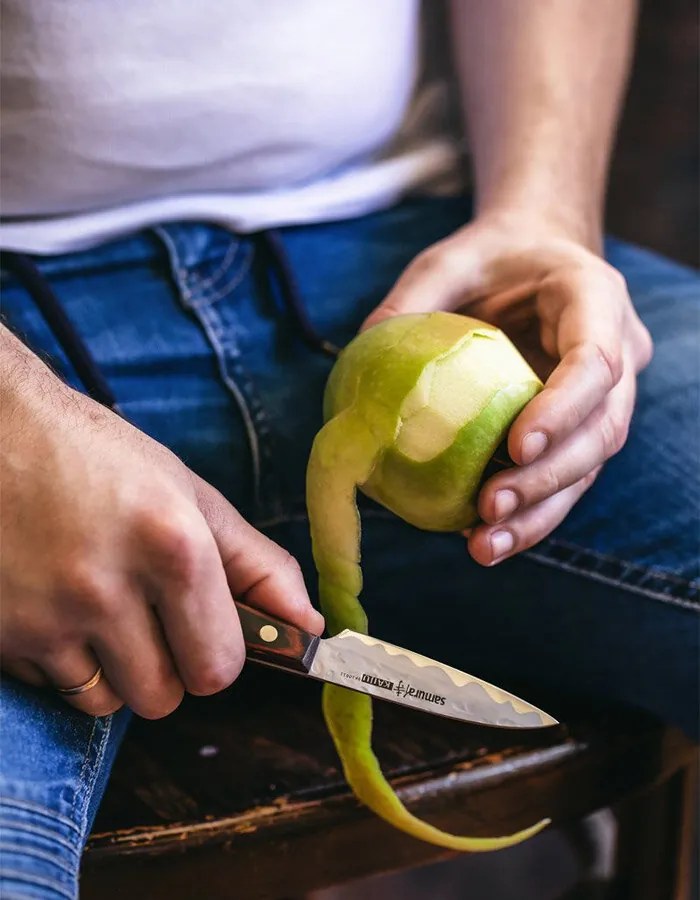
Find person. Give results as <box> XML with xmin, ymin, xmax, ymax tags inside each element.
<box><xmin>1</xmin><ymin>1</ymin><xmax>697</xmax><ymax>896</ymax></box>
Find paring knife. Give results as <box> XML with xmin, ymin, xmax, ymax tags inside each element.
<box><xmin>235</xmin><ymin>600</ymin><xmax>558</xmax><ymax>730</ymax></box>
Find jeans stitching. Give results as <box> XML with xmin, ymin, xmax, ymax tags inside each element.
<box><xmin>0</xmin><ymin>820</ymin><xmax>79</xmax><ymax>857</ymax></box>
<box><xmin>152</xmin><ymin>227</ymin><xmax>265</xmax><ymax>509</ymax></box>
<box><xmin>530</xmin><ymin>538</ymin><xmax>699</xmax><ymax>603</ymax></box>
<box><xmin>69</xmin><ymin>718</ymin><xmax>97</xmax><ymax>825</ymax></box>
<box><xmin>0</xmin><ymin>800</ymin><xmax>79</xmax><ymax>836</ymax></box>
<box><xmin>193</xmin><ymin>304</ymin><xmax>264</xmax><ymax>511</ymax></box>
<box><xmin>77</xmin><ymin>715</ymin><xmax>112</xmax><ymax>844</ymax></box>
<box><xmin>0</xmin><ymin>843</ymin><xmax>75</xmax><ymax>880</ymax></box>
<box><xmin>156</xmin><ymin>225</ymin><xmax>253</xmax><ymax>309</ymax></box>
<box><xmin>190</xmin><ymin>238</ymin><xmax>242</xmax><ymax>293</ymax></box>
<box><xmin>544</xmin><ymin>538</ymin><xmax>698</xmax><ymax>587</ymax></box>
<box><xmin>183</xmin><ymin>240</ymin><xmax>280</xmax><ymax>516</ymax></box>
<box><xmin>525</xmin><ymin>549</ymin><xmax>700</xmax><ymax>611</ymax></box>
<box><xmin>0</xmin><ymin>868</ymin><xmax>75</xmax><ymax>900</ymax></box>
<box><xmin>193</xmin><ymin>245</ymin><xmax>253</xmax><ymax>305</ymax></box>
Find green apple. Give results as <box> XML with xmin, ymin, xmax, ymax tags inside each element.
<box><xmin>306</xmin><ymin>312</ymin><xmax>547</xmax><ymax>850</ymax></box>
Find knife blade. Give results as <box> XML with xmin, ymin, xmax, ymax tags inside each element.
<box><xmin>235</xmin><ymin>600</ymin><xmax>558</xmax><ymax>729</ymax></box>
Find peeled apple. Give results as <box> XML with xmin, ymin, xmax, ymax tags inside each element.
<box><xmin>306</xmin><ymin>312</ymin><xmax>549</xmax><ymax>850</ymax></box>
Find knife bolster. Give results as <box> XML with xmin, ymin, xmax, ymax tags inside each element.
<box><xmin>236</xmin><ymin>601</ymin><xmax>321</xmax><ymax>673</ymax></box>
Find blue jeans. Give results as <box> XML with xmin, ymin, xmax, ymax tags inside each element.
<box><xmin>1</xmin><ymin>197</ymin><xmax>698</xmax><ymax>898</ymax></box>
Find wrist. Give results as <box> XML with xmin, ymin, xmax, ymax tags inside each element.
<box><xmin>473</xmin><ymin>193</ymin><xmax>604</xmax><ymax>255</ymax></box>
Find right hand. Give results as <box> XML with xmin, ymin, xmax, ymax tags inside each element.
<box><xmin>0</xmin><ymin>331</ymin><xmax>324</xmax><ymax>718</ymax></box>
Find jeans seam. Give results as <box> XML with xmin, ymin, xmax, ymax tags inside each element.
<box><xmin>77</xmin><ymin>715</ymin><xmax>112</xmax><ymax>844</ymax></box>
<box><xmin>530</xmin><ymin>537</ymin><xmax>699</xmax><ymax>602</ymax></box>
<box><xmin>194</xmin><ymin>303</ymin><xmax>264</xmax><ymax>511</ymax></box>
<box><xmin>69</xmin><ymin>717</ymin><xmax>97</xmax><ymax>826</ymax></box>
<box><xmin>0</xmin><ymin>843</ymin><xmax>75</xmax><ymax>880</ymax></box>
<box><xmin>525</xmin><ymin>548</ymin><xmax>700</xmax><ymax>611</ymax></box>
<box><xmin>0</xmin><ymin>821</ymin><xmax>79</xmax><ymax>857</ymax></box>
<box><xmin>0</xmin><ymin>869</ymin><xmax>75</xmax><ymax>900</ymax></box>
<box><xmin>152</xmin><ymin>227</ymin><xmax>265</xmax><ymax>510</ymax></box>
<box><xmin>0</xmin><ymin>800</ymin><xmax>79</xmax><ymax>836</ymax></box>
<box><xmin>544</xmin><ymin>538</ymin><xmax>698</xmax><ymax>587</ymax></box>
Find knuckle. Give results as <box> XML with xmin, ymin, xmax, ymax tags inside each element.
<box><xmin>581</xmin><ymin>468</ymin><xmax>600</xmax><ymax>490</ymax></box>
<box><xmin>189</xmin><ymin>653</ymin><xmax>245</xmax><ymax>697</ymax></box>
<box><xmin>25</xmin><ymin>633</ymin><xmax>60</xmax><ymax>660</ymax></box>
<box><xmin>87</xmin><ymin>699</ymin><xmax>125</xmax><ymax>717</ymax></box>
<box><xmin>277</xmin><ymin>549</ymin><xmax>303</xmax><ymax>583</ymax></box>
<box><xmin>410</xmin><ymin>248</ymin><xmax>440</xmax><ymax>277</ymax></box>
<box><xmin>411</xmin><ymin>244</ymin><xmax>457</xmax><ymax>280</ymax></box>
<box><xmin>59</xmin><ymin>559</ymin><xmax>103</xmax><ymax>604</ymax></box>
<box><xmin>566</xmin><ymin>399</ymin><xmax>588</xmax><ymax>434</ymax></box>
<box><xmin>89</xmin><ymin>589</ymin><xmax>123</xmax><ymax>622</ymax></box>
<box><xmin>538</xmin><ymin>465</ymin><xmax>561</xmax><ymax>498</ymax></box>
<box><xmin>57</xmin><ymin>558</ymin><xmax>116</xmax><ymax>618</ymax></box>
<box><xmin>138</xmin><ymin>505</ymin><xmax>206</xmax><ymax>588</ymax></box>
<box><xmin>135</xmin><ymin>686</ymin><xmax>185</xmax><ymax>720</ymax></box>
<box><xmin>601</xmin><ymin>261</ymin><xmax>628</xmax><ymax>295</ymax></box>
<box><xmin>587</xmin><ymin>341</ymin><xmax>623</xmax><ymax>389</ymax></box>
<box><xmin>600</xmin><ymin>415</ymin><xmax>628</xmax><ymax>459</ymax></box>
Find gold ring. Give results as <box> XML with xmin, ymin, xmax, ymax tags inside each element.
<box><xmin>56</xmin><ymin>666</ymin><xmax>104</xmax><ymax>696</ymax></box>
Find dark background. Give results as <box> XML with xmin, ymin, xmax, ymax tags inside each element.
<box><xmin>608</xmin><ymin>0</ymin><xmax>698</xmax><ymax>267</ymax></box>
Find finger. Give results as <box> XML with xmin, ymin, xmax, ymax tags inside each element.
<box><xmin>468</xmin><ymin>469</ymin><xmax>601</xmax><ymax>567</ymax></box>
<box><xmin>481</xmin><ymin>366</ymin><xmax>635</xmax><ymax>522</ymax></box>
<box><xmin>40</xmin><ymin>647</ymin><xmax>124</xmax><ymax>717</ymax></box>
<box><xmin>509</xmin><ymin>265</ymin><xmax>628</xmax><ymax>465</ymax></box>
<box><xmin>91</xmin><ymin>598</ymin><xmax>186</xmax><ymax>718</ymax></box>
<box><xmin>194</xmin><ymin>477</ymin><xmax>325</xmax><ymax>634</ymax></box>
<box><xmin>3</xmin><ymin>658</ymin><xmax>49</xmax><ymax>688</ymax></box>
<box><xmin>361</xmin><ymin>238</ymin><xmax>485</xmax><ymax>330</ymax></box>
<box><xmin>134</xmin><ymin>503</ymin><xmax>244</xmax><ymax>700</ymax></box>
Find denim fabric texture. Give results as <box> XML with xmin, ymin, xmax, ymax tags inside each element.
<box><xmin>1</xmin><ymin>197</ymin><xmax>698</xmax><ymax>897</ymax></box>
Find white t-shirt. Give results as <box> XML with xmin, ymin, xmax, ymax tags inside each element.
<box><xmin>0</xmin><ymin>0</ymin><xmax>465</xmax><ymax>254</ymax></box>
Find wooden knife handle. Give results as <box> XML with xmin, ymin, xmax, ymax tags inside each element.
<box><xmin>234</xmin><ymin>600</ymin><xmax>321</xmax><ymax>674</ymax></box>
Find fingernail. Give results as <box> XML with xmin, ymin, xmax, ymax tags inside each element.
<box><xmin>521</xmin><ymin>431</ymin><xmax>548</xmax><ymax>465</ymax></box>
<box><xmin>493</xmin><ymin>489</ymin><xmax>519</xmax><ymax>521</ymax></box>
<box><xmin>490</xmin><ymin>530</ymin><xmax>514</xmax><ymax>561</ymax></box>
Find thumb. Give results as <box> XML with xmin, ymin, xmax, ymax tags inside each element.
<box><xmin>193</xmin><ymin>475</ymin><xmax>325</xmax><ymax>635</ymax></box>
<box><xmin>361</xmin><ymin>236</ymin><xmax>489</xmax><ymax>332</ymax></box>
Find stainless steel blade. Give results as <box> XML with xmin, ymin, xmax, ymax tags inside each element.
<box><xmin>308</xmin><ymin>629</ymin><xmax>558</xmax><ymax>729</ymax></box>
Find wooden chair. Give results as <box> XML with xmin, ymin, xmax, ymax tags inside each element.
<box><xmin>82</xmin><ymin>664</ymin><xmax>697</xmax><ymax>900</ymax></box>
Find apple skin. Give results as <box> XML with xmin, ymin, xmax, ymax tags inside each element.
<box><xmin>323</xmin><ymin>312</ymin><xmax>542</xmax><ymax>532</ymax></box>
<box><xmin>305</xmin><ymin>312</ymin><xmax>550</xmax><ymax>850</ymax></box>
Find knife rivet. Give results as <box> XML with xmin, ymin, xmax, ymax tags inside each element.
<box><xmin>259</xmin><ymin>625</ymin><xmax>278</xmax><ymax>643</ymax></box>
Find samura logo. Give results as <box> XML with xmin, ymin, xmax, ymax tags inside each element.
<box><xmin>395</xmin><ymin>679</ymin><xmax>446</xmax><ymax>706</ymax></box>
<box><xmin>358</xmin><ymin>673</ymin><xmax>446</xmax><ymax>706</ymax></box>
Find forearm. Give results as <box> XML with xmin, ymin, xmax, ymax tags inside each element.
<box><xmin>449</xmin><ymin>0</ymin><xmax>637</xmax><ymax>248</ymax></box>
<box><xmin>0</xmin><ymin>325</ymin><xmax>90</xmax><ymax>453</ymax></box>
<box><xmin>1</xmin><ymin>324</ymin><xmax>68</xmax><ymax>413</ymax></box>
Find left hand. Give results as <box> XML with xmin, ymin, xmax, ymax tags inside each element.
<box><xmin>362</xmin><ymin>210</ymin><xmax>653</xmax><ymax>566</ymax></box>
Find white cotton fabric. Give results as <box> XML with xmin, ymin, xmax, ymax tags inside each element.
<box><xmin>0</xmin><ymin>0</ymin><xmax>465</xmax><ymax>253</ymax></box>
